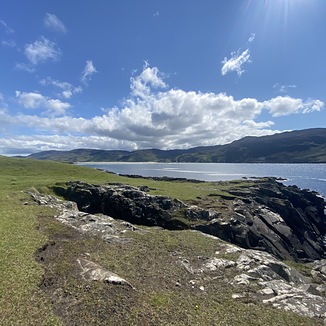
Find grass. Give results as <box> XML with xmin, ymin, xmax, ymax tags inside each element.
<box><xmin>0</xmin><ymin>156</ymin><xmax>323</xmax><ymax>325</ymax></box>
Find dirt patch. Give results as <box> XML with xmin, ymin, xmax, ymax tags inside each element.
<box><xmin>34</xmin><ymin>216</ymin><xmax>139</xmax><ymax>325</ymax></box>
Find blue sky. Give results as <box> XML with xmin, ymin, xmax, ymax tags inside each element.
<box><xmin>0</xmin><ymin>0</ymin><xmax>325</xmax><ymax>155</ymax></box>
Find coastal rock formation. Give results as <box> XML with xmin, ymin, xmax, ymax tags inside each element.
<box><xmin>63</xmin><ymin>181</ymin><xmax>187</xmax><ymax>229</ymax></box>
<box><xmin>59</xmin><ymin>178</ymin><xmax>326</xmax><ymax>262</ymax></box>
<box><xmin>200</xmin><ymin>180</ymin><xmax>326</xmax><ymax>262</ymax></box>
<box><xmin>178</xmin><ymin>241</ymin><xmax>326</xmax><ymax>320</ymax></box>
<box><xmin>31</xmin><ymin>190</ymin><xmax>326</xmax><ymax>321</ymax></box>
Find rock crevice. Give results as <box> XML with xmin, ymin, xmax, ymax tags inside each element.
<box><xmin>58</xmin><ymin>178</ymin><xmax>326</xmax><ymax>262</ymax></box>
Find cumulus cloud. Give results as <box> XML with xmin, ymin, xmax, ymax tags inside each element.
<box><xmin>40</xmin><ymin>77</ymin><xmax>82</xmax><ymax>98</ymax></box>
<box><xmin>24</xmin><ymin>36</ymin><xmax>61</xmax><ymax>65</ymax></box>
<box><xmin>15</xmin><ymin>91</ymin><xmax>71</xmax><ymax>116</ymax></box>
<box><xmin>221</xmin><ymin>49</ymin><xmax>251</xmax><ymax>76</ymax></box>
<box><xmin>81</xmin><ymin>60</ymin><xmax>97</xmax><ymax>85</ymax></box>
<box><xmin>130</xmin><ymin>61</ymin><xmax>167</xmax><ymax>98</ymax></box>
<box><xmin>44</xmin><ymin>13</ymin><xmax>67</xmax><ymax>33</ymax></box>
<box><xmin>1</xmin><ymin>64</ymin><xmax>323</xmax><ymax>154</ymax></box>
<box><xmin>264</xmin><ymin>96</ymin><xmax>324</xmax><ymax>117</ymax></box>
<box><xmin>0</xmin><ymin>134</ymin><xmax>132</xmax><ymax>156</ymax></box>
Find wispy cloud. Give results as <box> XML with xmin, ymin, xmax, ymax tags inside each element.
<box><xmin>81</xmin><ymin>60</ymin><xmax>97</xmax><ymax>85</ymax></box>
<box><xmin>248</xmin><ymin>33</ymin><xmax>255</xmax><ymax>43</ymax></box>
<box><xmin>1</xmin><ymin>40</ymin><xmax>16</xmax><ymax>48</ymax></box>
<box><xmin>15</xmin><ymin>63</ymin><xmax>35</xmax><ymax>73</ymax></box>
<box><xmin>15</xmin><ymin>91</ymin><xmax>70</xmax><ymax>116</ymax></box>
<box><xmin>153</xmin><ymin>11</ymin><xmax>160</xmax><ymax>17</ymax></box>
<box><xmin>40</xmin><ymin>77</ymin><xmax>82</xmax><ymax>99</ymax></box>
<box><xmin>273</xmin><ymin>83</ymin><xmax>297</xmax><ymax>93</ymax></box>
<box><xmin>44</xmin><ymin>13</ymin><xmax>67</xmax><ymax>33</ymax></box>
<box><xmin>24</xmin><ymin>36</ymin><xmax>61</xmax><ymax>65</ymax></box>
<box><xmin>221</xmin><ymin>33</ymin><xmax>256</xmax><ymax>77</ymax></box>
<box><xmin>0</xmin><ymin>20</ymin><xmax>14</xmax><ymax>34</ymax></box>
<box><xmin>221</xmin><ymin>49</ymin><xmax>251</xmax><ymax>76</ymax></box>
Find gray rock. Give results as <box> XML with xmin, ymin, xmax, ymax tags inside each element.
<box><xmin>29</xmin><ymin>191</ymin><xmax>143</xmax><ymax>243</ymax></box>
<box><xmin>61</xmin><ymin>179</ymin><xmax>326</xmax><ymax>262</ymax></box>
<box><xmin>178</xmin><ymin>242</ymin><xmax>326</xmax><ymax>321</ymax></box>
<box><xmin>77</xmin><ymin>258</ymin><xmax>134</xmax><ymax>289</ymax></box>
<box><xmin>31</xmin><ymin>189</ymin><xmax>326</xmax><ymax>321</ymax></box>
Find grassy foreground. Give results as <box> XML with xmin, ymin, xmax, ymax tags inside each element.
<box><xmin>0</xmin><ymin>156</ymin><xmax>322</xmax><ymax>325</ymax></box>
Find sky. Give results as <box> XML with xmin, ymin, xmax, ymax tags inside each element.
<box><xmin>0</xmin><ymin>0</ymin><xmax>326</xmax><ymax>155</ymax></box>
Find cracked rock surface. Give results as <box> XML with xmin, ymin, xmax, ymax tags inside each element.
<box><xmin>30</xmin><ymin>182</ymin><xmax>326</xmax><ymax>321</ymax></box>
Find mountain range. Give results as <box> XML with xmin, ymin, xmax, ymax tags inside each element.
<box><xmin>27</xmin><ymin>128</ymin><xmax>326</xmax><ymax>163</ymax></box>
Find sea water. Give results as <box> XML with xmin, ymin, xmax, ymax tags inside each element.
<box><xmin>77</xmin><ymin>162</ymin><xmax>326</xmax><ymax>198</ymax></box>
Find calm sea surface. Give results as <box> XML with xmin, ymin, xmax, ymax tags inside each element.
<box><xmin>78</xmin><ymin>163</ymin><xmax>326</xmax><ymax>198</ymax></box>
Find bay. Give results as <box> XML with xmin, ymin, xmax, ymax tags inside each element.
<box><xmin>78</xmin><ymin>162</ymin><xmax>326</xmax><ymax>198</ymax></box>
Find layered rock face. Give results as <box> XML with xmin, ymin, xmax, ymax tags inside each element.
<box><xmin>60</xmin><ymin>178</ymin><xmax>326</xmax><ymax>262</ymax></box>
<box><xmin>197</xmin><ymin>180</ymin><xmax>326</xmax><ymax>262</ymax></box>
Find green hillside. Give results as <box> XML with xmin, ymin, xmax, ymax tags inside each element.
<box><xmin>28</xmin><ymin>128</ymin><xmax>326</xmax><ymax>163</ymax></box>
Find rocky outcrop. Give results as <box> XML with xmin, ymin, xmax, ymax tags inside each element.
<box><xmin>30</xmin><ymin>190</ymin><xmax>326</xmax><ymax>321</ymax></box>
<box><xmin>63</xmin><ymin>181</ymin><xmax>188</xmax><ymax>229</ymax></box>
<box><xmin>213</xmin><ymin>180</ymin><xmax>326</xmax><ymax>262</ymax></box>
<box><xmin>58</xmin><ymin>178</ymin><xmax>326</xmax><ymax>262</ymax></box>
<box><xmin>178</xmin><ymin>240</ymin><xmax>326</xmax><ymax>320</ymax></box>
<box><xmin>29</xmin><ymin>190</ymin><xmax>143</xmax><ymax>243</ymax></box>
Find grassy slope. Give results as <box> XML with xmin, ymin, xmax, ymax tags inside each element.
<box><xmin>0</xmin><ymin>156</ymin><xmax>322</xmax><ymax>325</ymax></box>
<box><xmin>27</xmin><ymin>128</ymin><xmax>326</xmax><ymax>163</ymax></box>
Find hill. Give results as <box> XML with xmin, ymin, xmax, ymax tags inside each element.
<box><xmin>27</xmin><ymin>128</ymin><xmax>326</xmax><ymax>163</ymax></box>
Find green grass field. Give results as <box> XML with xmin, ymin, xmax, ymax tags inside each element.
<box><xmin>0</xmin><ymin>156</ymin><xmax>322</xmax><ymax>325</ymax></box>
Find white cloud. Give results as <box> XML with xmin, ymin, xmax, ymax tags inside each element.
<box><xmin>221</xmin><ymin>34</ymin><xmax>255</xmax><ymax>77</ymax></box>
<box><xmin>221</xmin><ymin>49</ymin><xmax>251</xmax><ymax>76</ymax></box>
<box><xmin>44</xmin><ymin>13</ymin><xmax>67</xmax><ymax>33</ymax></box>
<box><xmin>15</xmin><ymin>91</ymin><xmax>71</xmax><ymax>116</ymax></box>
<box><xmin>130</xmin><ymin>62</ymin><xmax>167</xmax><ymax>98</ymax></box>
<box><xmin>1</xmin><ymin>64</ymin><xmax>323</xmax><ymax>154</ymax></box>
<box><xmin>1</xmin><ymin>40</ymin><xmax>16</xmax><ymax>48</ymax></box>
<box><xmin>40</xmin><ymin>77</ymin><xmax>83</xmax><ymax>98</ymax></box>
<box><xmin>24</xmin><ymin>36</ymin><xmax>61</xmax><ymax>65</ymax></box>
<box><xmin>273</xmin><ymin>83</ymin><xmax>297</xmax><ymax>93</ymax></box>
<box><xmin>81</xmin><ymin>60</ymin><xmax>97</xmax><ymax>84</ymax></box>
<box><xmin>153</xmin><ymin>11</ymin><xmax>160</xmax><ymax>17</ymax></box>
<box><xmin>15</xmin><ymin>63</ymin><xmax>35</xmax><ymax>73</ymax></box>
<box><xmin>248</xmin><ymin>33</ymin><xmax>256</xmax><ymax>43</ymax></box>
<box><xmin>45</xmin><ymin>99</ymin><xmax>71</xmax><ymax>115</ymax></box>
<box><xmin>0</xmin><ymin>20</ymin><xmax>14</xmax><ymax>34</ymax></box>
<box><xmin>263</xmin><ymin>96</ymin><xmax>323</xmax><ymax>117</ymax></box>
<box><xmin>16</xmin><ymin>91</ymin><xmax>44</xmax><ymax>109</ymax></box>
<box><xmin>0</xmin><ymin>134</ymin><xmax>132</xmax><ymax>155</ymax></box>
